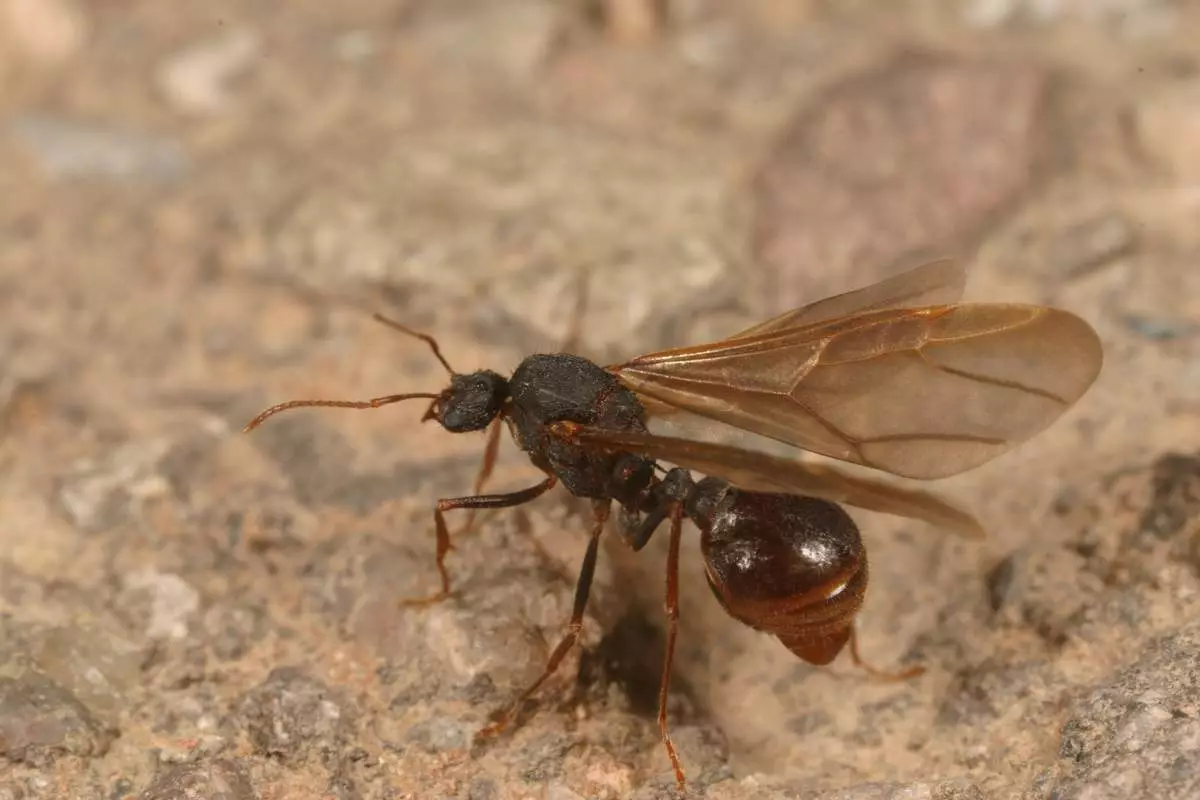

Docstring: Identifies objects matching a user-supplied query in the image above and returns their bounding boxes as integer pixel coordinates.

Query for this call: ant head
[425,370,510,433]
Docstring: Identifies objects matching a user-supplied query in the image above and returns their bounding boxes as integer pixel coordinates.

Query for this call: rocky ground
[1,1,1199,798]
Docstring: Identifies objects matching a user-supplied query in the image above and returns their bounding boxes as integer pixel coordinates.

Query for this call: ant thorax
[504,353,652,501]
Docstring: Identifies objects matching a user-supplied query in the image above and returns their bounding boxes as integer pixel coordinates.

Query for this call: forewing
[552,423,984,537]
[729,257,967,338]
[614,303,1103,480]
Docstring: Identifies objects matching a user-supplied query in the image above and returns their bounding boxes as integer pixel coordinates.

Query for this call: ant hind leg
[657,502,687,791]
[848,626,925,682]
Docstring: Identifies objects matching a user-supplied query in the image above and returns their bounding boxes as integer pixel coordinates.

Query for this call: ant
[243,258,1103,792]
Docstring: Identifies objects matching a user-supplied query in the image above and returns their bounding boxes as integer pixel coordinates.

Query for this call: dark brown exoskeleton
[242,258,1104,792]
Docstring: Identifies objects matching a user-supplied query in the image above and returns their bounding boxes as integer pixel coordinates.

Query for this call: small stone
[139,758,256,800]
[230,667,353,765]
[8,115,189,183]
[0,672,116,763]
[157,27,260,117]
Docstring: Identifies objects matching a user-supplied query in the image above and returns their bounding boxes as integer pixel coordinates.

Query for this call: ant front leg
[451,416,506,539]
[399,475,557,608]
[477,498,612,739]
[848,626,925,682]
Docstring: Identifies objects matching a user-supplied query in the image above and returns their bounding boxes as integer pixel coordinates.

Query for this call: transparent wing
[612,303,1103,480]
[729,256,968,338]
[552,422,984,537]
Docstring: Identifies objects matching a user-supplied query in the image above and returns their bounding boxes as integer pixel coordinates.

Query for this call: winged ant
[243,258,1103,791]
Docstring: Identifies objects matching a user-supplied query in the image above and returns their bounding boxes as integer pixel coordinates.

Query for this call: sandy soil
[1,1,1198,798]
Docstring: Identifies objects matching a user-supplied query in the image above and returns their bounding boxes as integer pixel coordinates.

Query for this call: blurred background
[1,1,1198,798]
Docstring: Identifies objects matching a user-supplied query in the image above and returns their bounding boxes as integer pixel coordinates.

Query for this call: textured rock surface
[1,1,1198,797]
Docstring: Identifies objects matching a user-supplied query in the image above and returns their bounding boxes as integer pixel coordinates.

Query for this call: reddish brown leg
[399,476,557,608]
[658,502,686,791]
[451,416,506,539]
[848,627,925,682]
[477,499,612,738]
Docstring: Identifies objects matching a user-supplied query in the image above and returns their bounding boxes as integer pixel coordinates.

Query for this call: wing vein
[915,348,1070,405]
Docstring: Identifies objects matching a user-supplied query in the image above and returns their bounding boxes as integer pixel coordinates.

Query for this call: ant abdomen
[687,478,868,666]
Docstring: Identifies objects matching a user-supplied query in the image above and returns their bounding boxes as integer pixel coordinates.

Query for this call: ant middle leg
[847,626,925,682]
[477,498,612,739]
[399,475,557,608]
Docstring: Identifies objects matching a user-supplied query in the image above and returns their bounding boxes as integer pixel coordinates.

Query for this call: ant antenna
[371,313,455,376]
[241,392,440,433]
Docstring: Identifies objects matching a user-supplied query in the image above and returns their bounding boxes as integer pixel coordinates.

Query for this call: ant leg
[453,416,506,538]
[616,502,670,552]
[848,626,925,682]
[478,499,612,739]
[399,476,557,608]
[657,503,686,791]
